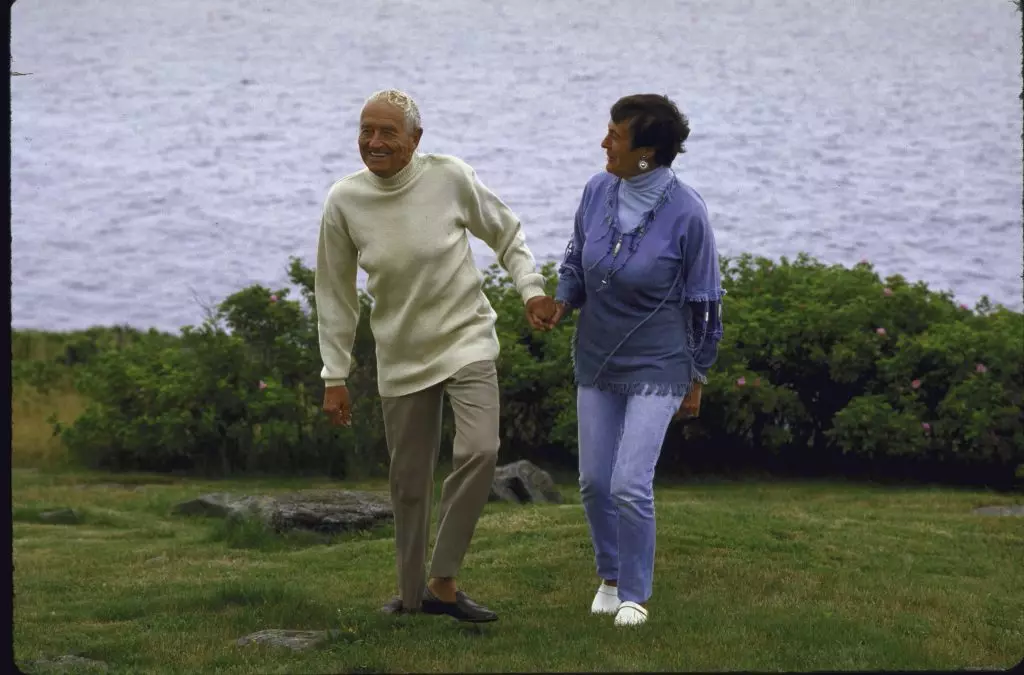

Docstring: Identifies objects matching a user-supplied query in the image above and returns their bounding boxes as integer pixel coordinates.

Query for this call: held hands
[525,296,568,332]
[322,385,352,427]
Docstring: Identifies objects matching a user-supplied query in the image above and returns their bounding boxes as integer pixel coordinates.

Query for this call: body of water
[11,0,1023,332]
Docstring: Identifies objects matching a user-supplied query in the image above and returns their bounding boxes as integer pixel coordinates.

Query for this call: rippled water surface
[11,0,1023,331]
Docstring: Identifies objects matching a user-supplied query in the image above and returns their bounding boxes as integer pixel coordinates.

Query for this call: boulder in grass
[171,490,393,534]
[489,460,564,505]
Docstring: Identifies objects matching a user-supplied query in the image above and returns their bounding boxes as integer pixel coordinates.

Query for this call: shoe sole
[421,605,498,623]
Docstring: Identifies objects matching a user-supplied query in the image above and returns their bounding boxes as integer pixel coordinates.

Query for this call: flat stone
[38,508,81,525]
[973,505,1024,516]
[236,629,337,651]
[172,490,393,534]
[271,490,394,533]
[490,460,564,505]
[24,655,109,671]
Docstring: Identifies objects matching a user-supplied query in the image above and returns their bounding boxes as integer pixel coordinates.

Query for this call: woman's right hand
[547,301,568,330]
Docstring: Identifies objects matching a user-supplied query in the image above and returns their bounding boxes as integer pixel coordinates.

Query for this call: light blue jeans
[577,386,683,605]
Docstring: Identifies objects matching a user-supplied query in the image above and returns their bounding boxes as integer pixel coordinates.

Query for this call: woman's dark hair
[610,94,690,167]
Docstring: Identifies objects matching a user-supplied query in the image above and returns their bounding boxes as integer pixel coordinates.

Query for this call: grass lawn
[12,467,1023,674]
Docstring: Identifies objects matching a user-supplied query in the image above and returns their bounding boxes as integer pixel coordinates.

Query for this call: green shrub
[55,263,363,476]
[48,253,1023,488]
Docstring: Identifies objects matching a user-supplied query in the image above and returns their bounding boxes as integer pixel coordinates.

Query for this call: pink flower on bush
[736,377,746,387]
[269,294,278,303]
[976,363,987,373]
[959,303,970,310]
[921,422,931,432]
[911,379,921,389]
[883,287,893,297]
[876,327,887,336]
[258,380,268,390]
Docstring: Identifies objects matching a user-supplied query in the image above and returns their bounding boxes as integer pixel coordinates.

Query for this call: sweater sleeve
[315,191,360,388]
[554,193,587,309]
[681,209,725,381]
[457,164,546,304]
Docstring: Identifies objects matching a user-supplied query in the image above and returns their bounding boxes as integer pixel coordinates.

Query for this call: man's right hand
[323,385,352,427]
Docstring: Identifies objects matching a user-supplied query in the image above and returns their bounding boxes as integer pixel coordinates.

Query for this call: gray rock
[172,490,393,534]
[38,508,81,525]
[23,655,109,672]
[489,460,564,505]
[236,628,338,651]
[973,505,1024,516]
[270,490,394,533]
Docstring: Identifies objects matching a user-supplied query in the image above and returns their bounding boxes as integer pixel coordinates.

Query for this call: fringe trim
[588,380,691,397]
[684,289,726,303]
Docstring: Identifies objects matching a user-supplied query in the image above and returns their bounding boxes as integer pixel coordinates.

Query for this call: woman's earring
[638,156,649,171]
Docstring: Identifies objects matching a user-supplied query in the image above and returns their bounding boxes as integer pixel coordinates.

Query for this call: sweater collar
[365,152,424,190]
[622,165,672,193]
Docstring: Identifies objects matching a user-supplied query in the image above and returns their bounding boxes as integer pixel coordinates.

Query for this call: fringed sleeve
[681,209,725,381]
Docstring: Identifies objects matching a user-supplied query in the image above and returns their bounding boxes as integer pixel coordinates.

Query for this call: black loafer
[421,589,498,623]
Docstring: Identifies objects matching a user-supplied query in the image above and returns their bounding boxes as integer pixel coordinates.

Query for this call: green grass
[12,468,1023,673]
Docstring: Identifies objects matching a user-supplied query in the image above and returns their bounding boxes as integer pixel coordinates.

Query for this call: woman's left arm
[682,210,725,381]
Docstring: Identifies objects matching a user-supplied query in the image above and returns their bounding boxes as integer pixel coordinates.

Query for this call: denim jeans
[577,386,682,604]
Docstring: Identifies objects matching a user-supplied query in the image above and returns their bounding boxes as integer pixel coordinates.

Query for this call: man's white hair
[364,89,422,132]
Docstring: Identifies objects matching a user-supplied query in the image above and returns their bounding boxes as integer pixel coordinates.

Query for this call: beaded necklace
[585,172,679,292]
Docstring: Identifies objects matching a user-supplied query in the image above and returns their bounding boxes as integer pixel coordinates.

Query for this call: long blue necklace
[588,172,678,291]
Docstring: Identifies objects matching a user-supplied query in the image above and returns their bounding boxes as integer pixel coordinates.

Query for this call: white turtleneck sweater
[315,153,546,398]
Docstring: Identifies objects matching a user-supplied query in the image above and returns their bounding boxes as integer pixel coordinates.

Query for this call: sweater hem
[377,345,499,399]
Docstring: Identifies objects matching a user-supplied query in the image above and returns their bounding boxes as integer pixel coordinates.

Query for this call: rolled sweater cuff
[323,378,347,388]
[519,281,546,304]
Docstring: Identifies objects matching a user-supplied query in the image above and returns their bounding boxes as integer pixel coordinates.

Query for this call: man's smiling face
[358,101,422,178]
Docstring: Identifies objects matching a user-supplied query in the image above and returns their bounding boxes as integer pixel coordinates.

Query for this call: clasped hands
[525,296,566,332]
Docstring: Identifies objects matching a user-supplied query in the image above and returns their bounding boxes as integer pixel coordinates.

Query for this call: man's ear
[412,127,423,148]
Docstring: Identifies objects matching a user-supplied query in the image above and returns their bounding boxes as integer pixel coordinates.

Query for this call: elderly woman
[548,94,724,626]
[316,89,555,622]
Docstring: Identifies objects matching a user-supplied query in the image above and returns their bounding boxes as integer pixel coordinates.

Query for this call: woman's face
[601,118,654,179]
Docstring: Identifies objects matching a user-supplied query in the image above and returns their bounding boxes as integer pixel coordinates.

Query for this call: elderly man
[316,89,555,622]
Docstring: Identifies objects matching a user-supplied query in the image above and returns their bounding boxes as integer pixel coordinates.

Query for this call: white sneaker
[614,601,648,626]
[590,583,620,615]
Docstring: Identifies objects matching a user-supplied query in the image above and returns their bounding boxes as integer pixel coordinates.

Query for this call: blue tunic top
[555,169,725,396]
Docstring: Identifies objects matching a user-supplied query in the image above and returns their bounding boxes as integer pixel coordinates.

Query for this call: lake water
[11,0,1023,332]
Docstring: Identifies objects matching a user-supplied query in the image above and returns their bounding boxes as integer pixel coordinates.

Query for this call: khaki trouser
[380,360,500,610]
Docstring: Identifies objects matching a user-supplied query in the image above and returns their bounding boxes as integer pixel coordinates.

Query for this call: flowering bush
[53,254,1023,487]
